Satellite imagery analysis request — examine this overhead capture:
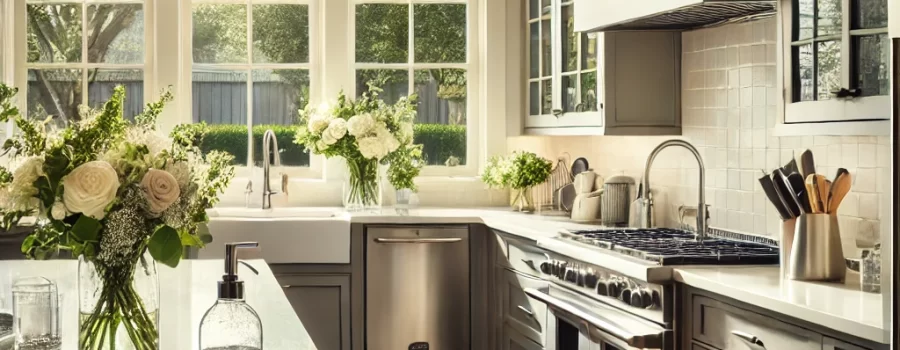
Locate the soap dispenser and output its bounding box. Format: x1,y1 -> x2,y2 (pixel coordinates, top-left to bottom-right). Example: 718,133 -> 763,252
199,242 -> 263,350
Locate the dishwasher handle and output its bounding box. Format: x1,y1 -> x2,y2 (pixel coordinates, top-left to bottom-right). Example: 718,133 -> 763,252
524,288 -> 665,349
373,237 -> 463,244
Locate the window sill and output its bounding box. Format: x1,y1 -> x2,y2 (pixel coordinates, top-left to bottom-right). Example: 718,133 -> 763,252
773,120 -> 890,136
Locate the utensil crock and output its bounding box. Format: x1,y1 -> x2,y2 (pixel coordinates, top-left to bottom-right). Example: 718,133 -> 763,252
779,218 -> 796,279
788,214 -> 846,282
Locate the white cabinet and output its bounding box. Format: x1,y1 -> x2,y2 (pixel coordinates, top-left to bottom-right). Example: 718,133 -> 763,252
275,274 -> 351,350
523,0 -> 681,135
504,325 -> 545,350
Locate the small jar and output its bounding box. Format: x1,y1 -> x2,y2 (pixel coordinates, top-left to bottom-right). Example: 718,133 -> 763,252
12,277 -> 61,349
861,244 -> 881,293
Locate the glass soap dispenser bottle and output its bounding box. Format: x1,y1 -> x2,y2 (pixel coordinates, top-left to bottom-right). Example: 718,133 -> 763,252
199,242 -> 263,350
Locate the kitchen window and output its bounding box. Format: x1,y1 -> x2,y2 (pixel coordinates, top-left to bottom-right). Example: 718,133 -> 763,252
781,0 -> 889,125
525,0 -> 600,129
23,0 -> 148,125
352,0 -> 476,173
191,0 -> 313,169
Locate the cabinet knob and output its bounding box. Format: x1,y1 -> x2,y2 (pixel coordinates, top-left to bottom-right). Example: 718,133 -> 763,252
731,330 -> 766,350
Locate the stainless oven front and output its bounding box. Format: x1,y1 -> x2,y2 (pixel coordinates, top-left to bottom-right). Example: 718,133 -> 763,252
526,284 -> 672,350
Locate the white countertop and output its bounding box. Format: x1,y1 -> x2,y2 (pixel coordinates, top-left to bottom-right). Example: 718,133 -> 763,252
0,259 -> 315,350
674,266 -> 887,344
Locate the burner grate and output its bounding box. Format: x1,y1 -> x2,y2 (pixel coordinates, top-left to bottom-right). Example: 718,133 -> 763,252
565,228 -> 779,266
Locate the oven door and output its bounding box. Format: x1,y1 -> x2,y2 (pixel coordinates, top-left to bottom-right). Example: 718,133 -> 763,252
525,285 -> 671,350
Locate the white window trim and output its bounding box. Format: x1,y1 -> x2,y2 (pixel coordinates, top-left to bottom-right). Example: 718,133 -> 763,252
775,0 -> 890,136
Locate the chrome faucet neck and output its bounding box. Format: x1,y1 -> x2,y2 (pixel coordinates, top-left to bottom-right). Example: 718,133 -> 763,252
641,139 -> 707,240
261,130 -> 281,209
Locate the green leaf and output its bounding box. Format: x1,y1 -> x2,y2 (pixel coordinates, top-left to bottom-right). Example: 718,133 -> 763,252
21,235 -> 35,254
198,224 -> 213,244
72,215 -> 101,242
83,243 -> 96,258
179,230 -> 203,247
149,225 -> 182,268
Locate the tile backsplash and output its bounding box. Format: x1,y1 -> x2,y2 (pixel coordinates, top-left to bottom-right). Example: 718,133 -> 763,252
508,18 -> 889,247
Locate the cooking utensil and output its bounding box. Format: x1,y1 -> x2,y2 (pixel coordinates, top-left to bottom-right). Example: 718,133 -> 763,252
805,174 -> 829,214
799,149 -> 816,179
771,169 -> 801,217
574,170 -> 597,194
628,182 -> 644,227
828,169 -> 851,214
759,173 -> 792,220
570,157 -> 589,178
782,157 -> 799,176
559,183 -> 577,212
786,172 -> 811,214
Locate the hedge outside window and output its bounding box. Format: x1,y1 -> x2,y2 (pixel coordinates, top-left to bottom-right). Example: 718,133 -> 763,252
355,1 -> 469,166
26,2 -> 146,124
791,0 -> 888,102
191,1 -> 310,167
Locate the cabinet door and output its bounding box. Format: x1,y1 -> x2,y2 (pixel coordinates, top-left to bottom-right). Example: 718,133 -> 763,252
504,269 -> 549,345
504,326 -> 544,350
823,337 -> 871,350
692,295 -> 821,350
276,274 -> 351,350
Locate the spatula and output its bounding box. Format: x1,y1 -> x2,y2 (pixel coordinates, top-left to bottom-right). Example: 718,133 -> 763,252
772,169 -> 801,217
805,174 -> 829,213
799,149 -> 816,179
759,173 -> 792,220
786,172 -> 811,214
828,169 -> 851,215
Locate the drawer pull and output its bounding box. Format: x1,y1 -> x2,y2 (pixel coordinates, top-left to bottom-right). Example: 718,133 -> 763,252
517,305 -> 534,317
281,285 -> 294,288
731,330 -> 766,349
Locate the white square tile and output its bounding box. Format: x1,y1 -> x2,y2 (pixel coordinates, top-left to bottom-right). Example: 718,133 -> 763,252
765,44 -> 777,63
740,108 -> 752,128
876,145 -> 889,167
751,107 -> 765,129
739,130 -> 751,149
766,87 -> 777,107
727,149 -> 740,168
855,168 -> 876,193
752,87 -> 766,107
876,167 -> 886,193
727,190 -> 741,208
716,89 -> 727,109
727,89 -> 739,108
741,171 -> 755,191
841,144 -> 858,168
826,144 -> 841,167
717,189 -> 728,208
717,148 -> 728,167
780,149 -> 794,165
727,210 -> 740,229
858,193 -> 878,220
752,20 -> 768,43
739,46 -> 752,66
754,215 -> 767,235
738,22 -> 752,43
841,136 -> 859,144
753,129 -> 766,149
739,149 -> 753,169
751,44 -> 766,65
727,47 -> 739,67
739,67 -> 752,87
716,169 -> 728,189
727,129 -> 739,148
838,193 -> 858,217
741,191 -> 754,211
780,136 -> 801,150
752,66 -> 765,86
753,149 -> 766,168
766,149 -> 780,169
858,144 -> 876,168
741,213 -> 754,232
765,66 -> 776,87
727,108 -> 740,128
727,69 -> 740,89
753,192 -> 767,212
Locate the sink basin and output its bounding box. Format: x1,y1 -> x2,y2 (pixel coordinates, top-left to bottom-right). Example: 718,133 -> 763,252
208,207 -> 343,219
202,207 -> 351,264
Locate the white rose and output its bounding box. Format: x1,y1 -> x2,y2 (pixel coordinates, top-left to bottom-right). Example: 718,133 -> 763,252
307,114 -> 330,134
50,202 -> 68,220
63,161 -> 120,220
141,169 -> 181,215
347,113 -> 375,137
324,119 -> 348,143
321,132 -> 337,146
357,137 -> 386,160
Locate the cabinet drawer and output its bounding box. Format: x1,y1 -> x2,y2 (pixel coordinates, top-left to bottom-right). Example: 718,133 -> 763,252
693,295 -> 822,350
505,270 -> 549,345
506,240 -> 546,277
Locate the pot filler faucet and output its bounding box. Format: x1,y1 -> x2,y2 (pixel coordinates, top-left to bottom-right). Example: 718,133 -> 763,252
261,129 -> 281,209
641,139 -> 707,240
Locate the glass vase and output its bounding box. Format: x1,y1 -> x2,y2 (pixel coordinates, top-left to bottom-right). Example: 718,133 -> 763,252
510,187 -> 535,212
78,251 -> 159,350
343,157 -> 383,212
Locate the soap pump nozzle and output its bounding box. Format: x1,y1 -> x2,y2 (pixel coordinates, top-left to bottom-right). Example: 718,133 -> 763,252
219,242 -> 259,300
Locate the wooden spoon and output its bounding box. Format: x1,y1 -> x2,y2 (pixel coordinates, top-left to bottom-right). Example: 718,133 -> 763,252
799,149 -> 816,179
805,174 -> 829,213
828,170 -> 851,215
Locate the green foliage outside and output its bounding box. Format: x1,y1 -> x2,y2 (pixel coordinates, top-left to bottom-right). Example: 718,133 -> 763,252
201,123 -> 466,167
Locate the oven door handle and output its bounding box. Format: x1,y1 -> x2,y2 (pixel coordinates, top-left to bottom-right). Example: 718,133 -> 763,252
524,288 -> 666,349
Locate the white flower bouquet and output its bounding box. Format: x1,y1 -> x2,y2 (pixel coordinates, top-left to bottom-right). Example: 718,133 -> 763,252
295,90 -> 420,209
0,84 -> 235,349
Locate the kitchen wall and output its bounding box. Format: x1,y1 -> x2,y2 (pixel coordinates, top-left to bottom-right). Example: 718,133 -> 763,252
508,18 -> 889,248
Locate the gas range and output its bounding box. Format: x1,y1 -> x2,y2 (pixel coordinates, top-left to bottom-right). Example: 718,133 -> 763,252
559,227 -> 780,266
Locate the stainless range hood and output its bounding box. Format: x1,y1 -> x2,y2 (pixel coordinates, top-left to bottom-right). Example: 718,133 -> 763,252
575,0 -> 776,32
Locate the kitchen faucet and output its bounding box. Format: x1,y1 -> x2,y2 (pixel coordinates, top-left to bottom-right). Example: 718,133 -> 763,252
641,139 -> 707,240
261,129 -> 281,210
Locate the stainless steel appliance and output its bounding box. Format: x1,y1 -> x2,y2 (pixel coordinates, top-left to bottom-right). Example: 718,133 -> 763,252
528,227 -> 779,349
365,226 -> 469,349
601,175 -> 634,226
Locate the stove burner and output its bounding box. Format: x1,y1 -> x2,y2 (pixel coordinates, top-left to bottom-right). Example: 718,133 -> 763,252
564,228 -> 779,265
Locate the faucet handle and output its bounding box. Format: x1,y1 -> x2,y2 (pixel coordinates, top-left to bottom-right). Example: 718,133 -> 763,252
281,173 -> 289,194
245,180 -> 253,194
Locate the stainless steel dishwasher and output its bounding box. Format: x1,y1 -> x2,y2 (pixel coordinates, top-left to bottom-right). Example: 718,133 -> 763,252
366,225 -> 469,349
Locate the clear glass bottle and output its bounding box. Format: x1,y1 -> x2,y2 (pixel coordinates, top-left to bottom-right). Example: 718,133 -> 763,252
199,242 -> 262,350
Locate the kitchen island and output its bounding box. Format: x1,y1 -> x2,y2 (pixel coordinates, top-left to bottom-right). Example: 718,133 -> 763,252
0,259 -> 315,350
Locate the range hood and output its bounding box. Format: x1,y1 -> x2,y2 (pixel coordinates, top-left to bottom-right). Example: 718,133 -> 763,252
575,0 -> 776,32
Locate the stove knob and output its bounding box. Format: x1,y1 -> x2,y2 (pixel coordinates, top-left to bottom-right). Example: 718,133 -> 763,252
641,289 -> 653,309
630,289 -> 646,308
583,269 -> 598,289
621,288 -> 632,304
564,267 -> 578,283
539,261 -> 552,275
596,280 -> 609,296
604,279 -> 619,298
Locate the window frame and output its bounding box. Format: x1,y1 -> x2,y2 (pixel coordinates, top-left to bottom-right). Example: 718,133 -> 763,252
524,0 -> 603,130
182,0 -> 323,180
13,0 -> 156,124
778,0 -> 890,126
350,0 -> 480,178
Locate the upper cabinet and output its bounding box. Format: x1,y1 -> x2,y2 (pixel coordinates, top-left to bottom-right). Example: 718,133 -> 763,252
574,0 -> 777,32
524,0 -> 683,135
778,0 -> 890,125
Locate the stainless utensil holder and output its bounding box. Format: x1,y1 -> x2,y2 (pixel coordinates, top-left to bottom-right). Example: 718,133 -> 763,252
779,218 -> 796,280
788,214 -> 846,282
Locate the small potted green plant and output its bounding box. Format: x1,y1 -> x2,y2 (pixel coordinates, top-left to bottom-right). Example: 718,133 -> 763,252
481,151 -> 552,212
386,143 -> 425,209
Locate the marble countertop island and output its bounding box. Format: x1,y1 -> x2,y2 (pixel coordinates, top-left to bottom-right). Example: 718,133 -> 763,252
0,259 -> 314,350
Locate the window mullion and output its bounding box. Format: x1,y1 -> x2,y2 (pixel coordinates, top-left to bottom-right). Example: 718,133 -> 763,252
840,0 -> 850,88
81,0 -> 88,108
245,0 -> 253,168
407,2 -> 414,97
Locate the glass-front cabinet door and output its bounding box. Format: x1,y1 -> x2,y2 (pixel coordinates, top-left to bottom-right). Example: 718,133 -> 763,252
525,0 -> 602,131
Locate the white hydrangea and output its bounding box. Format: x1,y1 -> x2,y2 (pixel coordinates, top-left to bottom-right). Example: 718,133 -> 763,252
399,122 -> 414,143
126,128 -> 171,156
372,123 -> 400,153
347,113 -> 376,137
307,113 -> 331,134
315,140 -> 328,153
358,136 -> 387,160
322,119 -> 348,145
166,160 -> 192,189
12,157 -> 45,185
